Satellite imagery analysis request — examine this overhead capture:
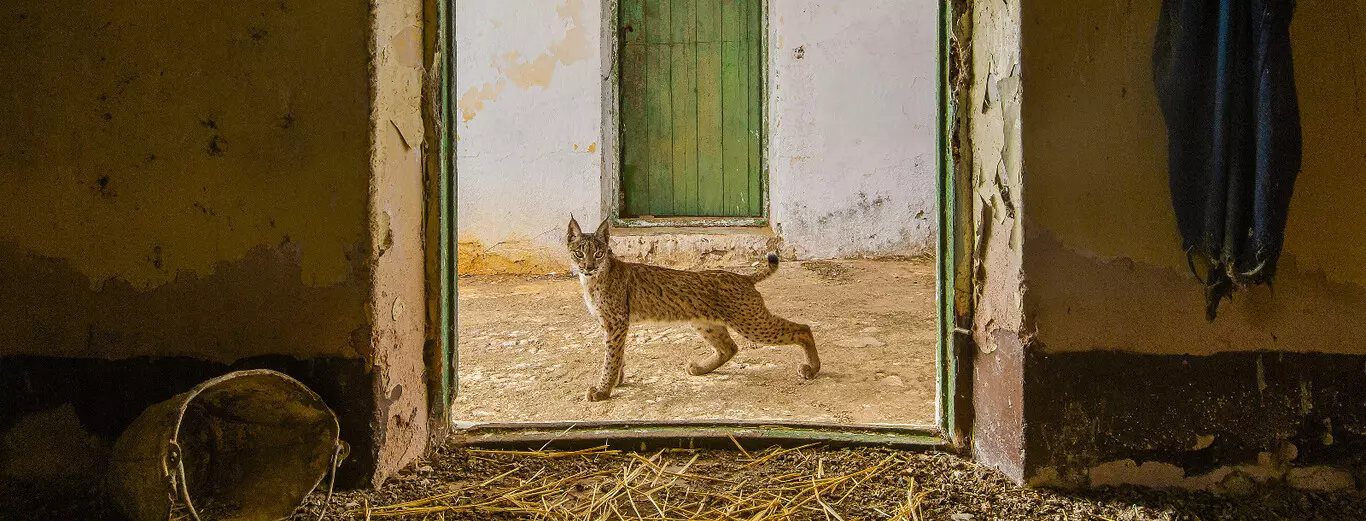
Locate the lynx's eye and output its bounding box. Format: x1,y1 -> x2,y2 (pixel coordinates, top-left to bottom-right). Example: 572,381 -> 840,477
573,251 -> 584,259
594,251 -> 604,259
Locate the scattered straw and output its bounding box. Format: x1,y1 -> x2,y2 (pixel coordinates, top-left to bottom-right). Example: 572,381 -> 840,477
727,435 -> 753,460
343,445 -> 922,521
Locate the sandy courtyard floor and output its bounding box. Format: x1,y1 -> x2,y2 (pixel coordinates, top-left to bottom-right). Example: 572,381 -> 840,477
453,257 -> 938,426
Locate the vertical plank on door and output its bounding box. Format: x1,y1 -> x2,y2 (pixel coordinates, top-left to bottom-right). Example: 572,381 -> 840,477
620,0 -> 649,217
670,0 -> 699,216
695,0 -> 724,216
645,0 -> 674,215
746,0 -> 763,217
720,0 -> 750,216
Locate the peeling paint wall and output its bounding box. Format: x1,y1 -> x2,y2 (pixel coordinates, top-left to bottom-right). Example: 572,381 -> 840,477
369,0 -> 431,486
454,0 -> 938,274
1015,0 -> 1366,489
767,1 -> 938,260
963,0 -> 1027,483
455,0 -> 604,274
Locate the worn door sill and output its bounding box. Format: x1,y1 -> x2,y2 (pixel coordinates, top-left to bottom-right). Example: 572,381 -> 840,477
450,420 -> 949,452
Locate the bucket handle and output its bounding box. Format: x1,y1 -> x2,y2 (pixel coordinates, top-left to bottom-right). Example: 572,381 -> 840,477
159,439 -> 350,521
162,439 -> 204,521
313,440 -> 350,521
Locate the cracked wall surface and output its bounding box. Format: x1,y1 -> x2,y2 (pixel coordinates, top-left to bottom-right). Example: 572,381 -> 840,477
455,0 -> 604,275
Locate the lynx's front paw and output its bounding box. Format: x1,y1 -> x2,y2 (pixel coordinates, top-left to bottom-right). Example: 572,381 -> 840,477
687,362 -> 706,376
586,386 -> 612,402
798,363 -> 819,380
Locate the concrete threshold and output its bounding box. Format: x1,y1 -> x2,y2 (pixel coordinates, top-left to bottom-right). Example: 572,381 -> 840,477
609,226 -> 789,270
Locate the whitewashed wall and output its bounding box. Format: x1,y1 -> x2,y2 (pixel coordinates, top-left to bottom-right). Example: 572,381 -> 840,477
767,1 -> 938,259
456,0 -> 937,272
455,0 -> 605,272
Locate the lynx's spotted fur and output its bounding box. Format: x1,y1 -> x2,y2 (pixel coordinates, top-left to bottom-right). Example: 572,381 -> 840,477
567,217 -> 820,402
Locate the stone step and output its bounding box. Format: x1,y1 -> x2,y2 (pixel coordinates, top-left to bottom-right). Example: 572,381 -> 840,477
609,227 -> 793,270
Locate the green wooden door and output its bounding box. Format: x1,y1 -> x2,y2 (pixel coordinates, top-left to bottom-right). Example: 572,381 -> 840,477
620,0 -> 763,219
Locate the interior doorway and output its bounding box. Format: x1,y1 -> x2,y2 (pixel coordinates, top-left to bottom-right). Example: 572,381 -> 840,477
446,0 -> 960,443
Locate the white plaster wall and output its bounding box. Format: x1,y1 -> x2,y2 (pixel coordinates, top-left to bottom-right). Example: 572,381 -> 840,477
456,0 -> 604,269
456,0 -> 937,271
768,1 -> 938,259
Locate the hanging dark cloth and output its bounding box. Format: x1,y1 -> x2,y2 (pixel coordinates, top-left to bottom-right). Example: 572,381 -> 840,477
1152,0 -> 1302,320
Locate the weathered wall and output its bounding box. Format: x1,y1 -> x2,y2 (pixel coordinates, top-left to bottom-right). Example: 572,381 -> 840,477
964,0 -> 1027,483
455,0 -> 604,274
766,0 -> 938,260
0,0 -> 372,362
369,0 -> 432,486
1016,0 -> 1366,490
454,0 -> 938,274
0,0 -> 432,488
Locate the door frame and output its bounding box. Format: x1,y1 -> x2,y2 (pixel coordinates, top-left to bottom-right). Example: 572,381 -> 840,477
603,0 -> 771,228
444,0 -> 971,451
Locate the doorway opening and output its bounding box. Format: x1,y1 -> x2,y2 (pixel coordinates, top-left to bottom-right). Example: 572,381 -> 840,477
445,0 -> 964,447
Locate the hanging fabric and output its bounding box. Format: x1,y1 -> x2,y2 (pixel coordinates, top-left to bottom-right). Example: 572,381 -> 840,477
1152,0 -> 1303,320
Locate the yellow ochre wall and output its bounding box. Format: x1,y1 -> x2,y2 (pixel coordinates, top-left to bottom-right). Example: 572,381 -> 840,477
0,0 -> 374,362
1021,0 -> 1366,355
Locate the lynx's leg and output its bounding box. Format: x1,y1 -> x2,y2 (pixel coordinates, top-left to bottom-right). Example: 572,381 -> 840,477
688,323 -> 738,376
733,314 -> 820,380
587,321 -> 628,402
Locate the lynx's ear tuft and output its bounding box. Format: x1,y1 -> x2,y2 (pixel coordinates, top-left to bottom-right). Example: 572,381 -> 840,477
594,219 -> 610,241
567,216 -> 583,243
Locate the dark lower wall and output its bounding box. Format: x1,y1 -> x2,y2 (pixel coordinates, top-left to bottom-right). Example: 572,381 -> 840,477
1025,350 -> 1366,490
0,355 -> 376,488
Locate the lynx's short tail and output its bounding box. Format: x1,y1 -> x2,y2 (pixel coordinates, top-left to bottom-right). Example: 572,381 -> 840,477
748,253 -> 781,283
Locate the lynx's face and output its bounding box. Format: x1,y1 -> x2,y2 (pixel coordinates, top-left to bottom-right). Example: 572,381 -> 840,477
566,217 -> 612,277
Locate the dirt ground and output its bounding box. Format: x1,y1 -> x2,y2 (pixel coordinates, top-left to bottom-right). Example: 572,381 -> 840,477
10,444 -> 1366,520
453,258 -> 938,426
272,444 -> 1366,521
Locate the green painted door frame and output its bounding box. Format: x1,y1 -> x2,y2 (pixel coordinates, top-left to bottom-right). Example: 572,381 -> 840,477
438,0 -> 457,410
447,0 -> 968,451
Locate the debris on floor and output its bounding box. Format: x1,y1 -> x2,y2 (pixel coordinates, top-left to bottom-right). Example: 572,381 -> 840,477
281,443 -> 1366,521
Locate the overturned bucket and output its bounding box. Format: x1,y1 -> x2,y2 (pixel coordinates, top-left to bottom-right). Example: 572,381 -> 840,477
107,369 -> 348,521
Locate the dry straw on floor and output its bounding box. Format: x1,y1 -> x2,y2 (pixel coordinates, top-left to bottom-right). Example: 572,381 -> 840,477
281,443 -> 1366,521
349,443 -> 928,521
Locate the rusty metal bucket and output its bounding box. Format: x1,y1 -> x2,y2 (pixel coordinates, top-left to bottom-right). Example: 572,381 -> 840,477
106,369 -> 348,521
